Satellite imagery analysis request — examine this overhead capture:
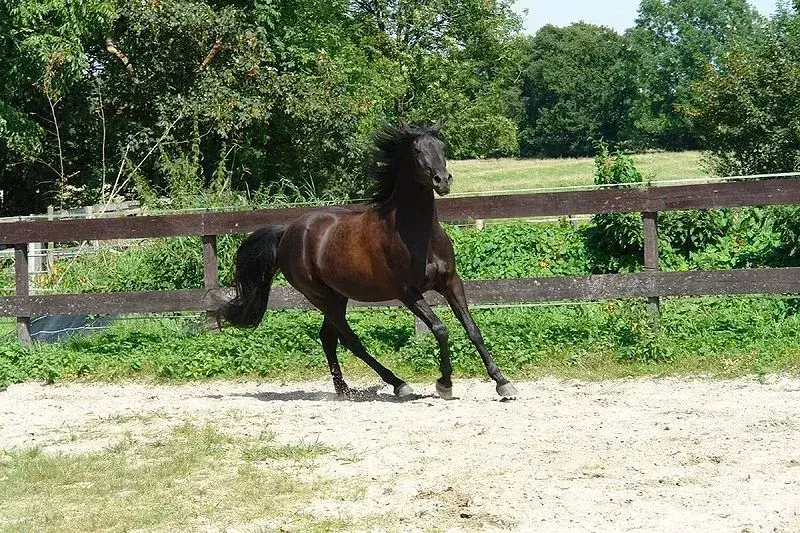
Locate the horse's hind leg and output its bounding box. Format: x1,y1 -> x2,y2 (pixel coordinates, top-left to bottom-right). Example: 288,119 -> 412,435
321,298 -> 413,397
320,317 -> 349,395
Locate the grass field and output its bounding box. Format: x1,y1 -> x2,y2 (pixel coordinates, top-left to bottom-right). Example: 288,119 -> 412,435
448,151 -> 707,194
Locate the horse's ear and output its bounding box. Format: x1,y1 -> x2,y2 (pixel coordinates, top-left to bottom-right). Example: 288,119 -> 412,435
432,120 -> 444,136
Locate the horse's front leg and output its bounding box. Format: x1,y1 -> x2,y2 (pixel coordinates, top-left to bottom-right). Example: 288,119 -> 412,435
439,274 -> 518,398
401,288 -> 454,399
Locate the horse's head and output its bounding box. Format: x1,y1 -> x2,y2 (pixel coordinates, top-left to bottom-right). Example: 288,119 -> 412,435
410,125 -> 452,196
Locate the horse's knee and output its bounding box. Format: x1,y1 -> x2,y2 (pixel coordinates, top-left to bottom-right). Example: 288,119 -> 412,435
431,321 -> 448,342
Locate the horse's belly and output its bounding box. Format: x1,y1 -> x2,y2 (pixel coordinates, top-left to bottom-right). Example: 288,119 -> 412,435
321,264 -> 400,302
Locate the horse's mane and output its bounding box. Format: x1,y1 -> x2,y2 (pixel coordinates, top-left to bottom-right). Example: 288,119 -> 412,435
368,123 -> 442,203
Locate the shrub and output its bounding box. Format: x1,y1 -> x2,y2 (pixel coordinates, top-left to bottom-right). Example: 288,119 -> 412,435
659,209 -> 731,256
584,145 -> 644,273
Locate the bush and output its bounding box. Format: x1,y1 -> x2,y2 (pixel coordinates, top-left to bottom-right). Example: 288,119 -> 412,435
691,11 -> 800,176
448,222 -> 591,279
39,235 -> 245,294
659,209 -> 731,256
584,145 -> 644,273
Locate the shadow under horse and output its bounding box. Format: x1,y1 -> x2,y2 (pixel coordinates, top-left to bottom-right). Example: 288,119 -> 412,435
219,123 -> 517,399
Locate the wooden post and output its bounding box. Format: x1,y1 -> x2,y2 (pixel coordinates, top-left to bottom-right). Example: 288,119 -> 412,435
86,205 -> 99,251
642,211 -> 660,330
29,242 -> 42,279
203,235 -> 220,332
15,244 -> 31,345
46,205 -> 54,272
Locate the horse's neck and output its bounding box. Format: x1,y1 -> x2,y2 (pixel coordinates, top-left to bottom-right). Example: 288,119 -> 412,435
390,171 -> 437,263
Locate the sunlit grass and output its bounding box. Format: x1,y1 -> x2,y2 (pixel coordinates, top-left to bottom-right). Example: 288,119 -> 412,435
448,151 -> 707,193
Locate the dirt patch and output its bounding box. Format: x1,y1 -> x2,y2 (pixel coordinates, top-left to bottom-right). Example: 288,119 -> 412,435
2,377 -> 800,531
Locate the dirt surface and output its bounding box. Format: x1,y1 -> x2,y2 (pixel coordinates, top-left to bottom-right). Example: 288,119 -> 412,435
2,377 -> 800,532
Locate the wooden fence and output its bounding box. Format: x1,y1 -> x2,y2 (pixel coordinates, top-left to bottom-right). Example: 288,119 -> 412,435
2,179 -> 800,344
0,201 -> 143,275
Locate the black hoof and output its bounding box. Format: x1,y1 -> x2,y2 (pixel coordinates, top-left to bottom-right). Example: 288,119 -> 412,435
496,382 -> 518,398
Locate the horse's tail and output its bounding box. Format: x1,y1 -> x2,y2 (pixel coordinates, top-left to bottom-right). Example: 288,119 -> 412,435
219,224 -> 286,328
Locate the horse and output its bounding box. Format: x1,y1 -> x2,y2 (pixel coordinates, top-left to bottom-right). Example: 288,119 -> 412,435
220,123 -> 518,399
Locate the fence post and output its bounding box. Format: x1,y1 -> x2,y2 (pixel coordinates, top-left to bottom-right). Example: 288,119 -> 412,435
46,205 -> 54,272
29,242 -> 41,278
203,235 -> 220,332
642,211 -> 660,331
85,205 -> 99,251
15,244 -> 31,345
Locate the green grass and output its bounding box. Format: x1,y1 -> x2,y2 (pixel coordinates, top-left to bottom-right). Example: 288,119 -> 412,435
0,423 -> 365,532
2,296 -> 799,389
448,151 -> 707,194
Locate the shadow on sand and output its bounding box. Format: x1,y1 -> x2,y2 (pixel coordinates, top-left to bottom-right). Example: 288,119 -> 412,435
220,385 -> 437,403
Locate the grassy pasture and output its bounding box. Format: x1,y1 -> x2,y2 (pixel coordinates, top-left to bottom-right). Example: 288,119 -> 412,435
448,151 -> 707,194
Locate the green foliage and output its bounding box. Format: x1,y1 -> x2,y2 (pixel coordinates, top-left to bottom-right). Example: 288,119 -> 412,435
768,205 -> 800,266
659,209 -> 730,256
519,23 -> 636,157
2,297 -> 800,388
0,100 -> 43,160
627,0 -> 760,149
690,7 -> 800,175
39,235 -> 244,294
584,146 -> 645,272
0,0 -> 524,216
448,222 -> 592,279
0,265 -> 13,295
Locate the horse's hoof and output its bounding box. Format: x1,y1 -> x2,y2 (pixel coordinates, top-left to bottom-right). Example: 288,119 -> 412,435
496,382 -> 518,398
394,383 -> 415,397
435,381 -> 453,400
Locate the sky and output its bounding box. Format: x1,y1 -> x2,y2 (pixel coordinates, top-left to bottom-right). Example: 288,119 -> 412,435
515,0 -> 781,34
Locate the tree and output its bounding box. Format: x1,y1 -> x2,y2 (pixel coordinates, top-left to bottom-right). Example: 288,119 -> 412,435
690,5 -> 800,175
518,23 -> 636,157
0,0 -> 525,216
627,0 -> 760,149
0,0 -> 116,213
348,0 -> 524,158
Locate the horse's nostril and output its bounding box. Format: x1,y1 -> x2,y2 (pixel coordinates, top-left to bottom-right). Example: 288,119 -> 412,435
433,175 -> 442,184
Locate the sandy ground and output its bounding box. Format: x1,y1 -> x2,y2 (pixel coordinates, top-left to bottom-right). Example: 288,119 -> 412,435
2,377 -> 800,532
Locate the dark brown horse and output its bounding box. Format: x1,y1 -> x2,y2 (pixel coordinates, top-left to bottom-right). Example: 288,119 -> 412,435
221,124 -> 517,399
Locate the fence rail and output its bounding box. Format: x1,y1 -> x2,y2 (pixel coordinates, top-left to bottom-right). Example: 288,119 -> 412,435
1,178 -> 799,344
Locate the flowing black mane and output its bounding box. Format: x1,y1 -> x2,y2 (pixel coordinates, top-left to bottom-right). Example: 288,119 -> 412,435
369,123 -> 442,202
